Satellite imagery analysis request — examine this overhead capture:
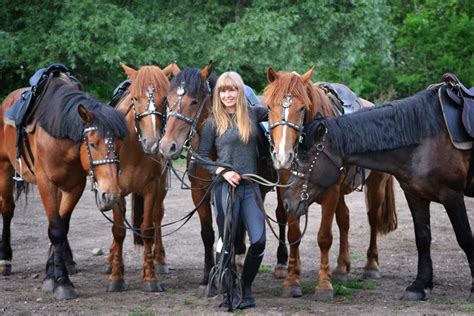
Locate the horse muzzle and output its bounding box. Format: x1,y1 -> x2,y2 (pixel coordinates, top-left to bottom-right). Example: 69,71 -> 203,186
159,139 -> 182,160
95,189 -> 121,212
140,138 -> 160,155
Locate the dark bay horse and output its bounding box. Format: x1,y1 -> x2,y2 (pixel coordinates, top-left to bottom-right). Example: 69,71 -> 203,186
264,67 -> 397,300
284,80 -> 474,302
159,63 -> 278,295
0,72 -> 128,299
106,63 -> 180,292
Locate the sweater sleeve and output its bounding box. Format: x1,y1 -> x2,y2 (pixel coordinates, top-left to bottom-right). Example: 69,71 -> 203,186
195,120 -> 218,175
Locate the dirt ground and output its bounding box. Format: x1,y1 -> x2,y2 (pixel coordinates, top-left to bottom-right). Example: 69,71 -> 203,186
2,171 -> 474,315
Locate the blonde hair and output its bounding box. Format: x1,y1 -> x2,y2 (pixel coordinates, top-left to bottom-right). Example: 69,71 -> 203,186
212,71 -> 252,143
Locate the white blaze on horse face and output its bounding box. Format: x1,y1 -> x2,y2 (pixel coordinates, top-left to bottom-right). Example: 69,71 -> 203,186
277,107 -> 289,165
147,87 -> 157,138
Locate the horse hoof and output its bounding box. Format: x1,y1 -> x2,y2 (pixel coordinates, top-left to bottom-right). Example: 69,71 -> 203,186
66,263 -> 79,275
363,269 -> 381,279
143,281 -> 164,292
402,290 -> 425,301
106,279 -> 128,292
273,264 -> 288,279
198,284 -> 217,297
42,278 -> 56,292
0,260 -> 12,276
102,264 -> 112,274
54,284 -> 78,300
314,288 -> 334,301
282,285 -> 302,298
155,265 -> 170,274
467,292 -> 474,303
332,273 -> 349,282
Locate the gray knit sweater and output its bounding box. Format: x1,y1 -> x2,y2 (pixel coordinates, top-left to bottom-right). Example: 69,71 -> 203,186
196,106 -> 268,175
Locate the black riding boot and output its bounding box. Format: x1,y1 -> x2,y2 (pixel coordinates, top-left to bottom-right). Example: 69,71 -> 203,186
239,241 -> 264,309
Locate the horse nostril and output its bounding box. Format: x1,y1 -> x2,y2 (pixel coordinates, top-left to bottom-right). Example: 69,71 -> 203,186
283,200 -> 289,211
287,152 -> 294,164
169,142 -> 177,154
102,192 -> 110,203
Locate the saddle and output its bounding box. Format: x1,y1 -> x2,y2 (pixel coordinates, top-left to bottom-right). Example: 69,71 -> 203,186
317,82 -> 364,115
108,79 -> 131,107
5,64 -> 72,180
440,73 -> 474,140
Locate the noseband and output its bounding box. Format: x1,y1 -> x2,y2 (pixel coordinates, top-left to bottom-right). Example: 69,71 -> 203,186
268,93 -> 306,154
83,126 -> 120,192
292,129 -> 344,201
166,80 -> 211,152
127,87 -> 166,141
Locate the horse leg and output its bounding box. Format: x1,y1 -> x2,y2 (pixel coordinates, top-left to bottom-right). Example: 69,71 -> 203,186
191,177 -> 215,296
282,211 -> 302,297
39,176 -> 85,300
153,180 -> 169,274
141,188 -> 163,292
106,198 -> 127,292
0,167 -> 15,276
402,193 -> 432,301
314,187 -> 340,301
442,194 -> 474,302
332,195 -> 351,281
274,186 -> 289,279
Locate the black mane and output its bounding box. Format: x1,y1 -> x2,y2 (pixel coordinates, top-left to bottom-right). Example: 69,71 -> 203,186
34,74 -> 128,142
302,87 -> 443,155
169,68 -> 217,97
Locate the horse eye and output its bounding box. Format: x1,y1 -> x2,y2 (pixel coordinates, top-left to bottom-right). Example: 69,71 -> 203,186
90,143 -> 97,149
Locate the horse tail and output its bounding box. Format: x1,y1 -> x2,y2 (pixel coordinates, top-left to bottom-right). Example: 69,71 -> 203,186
377,175 -> 397,235
131,193 -> 144,246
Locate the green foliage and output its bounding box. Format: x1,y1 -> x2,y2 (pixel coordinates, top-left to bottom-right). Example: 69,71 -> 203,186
0,0 -> 472,101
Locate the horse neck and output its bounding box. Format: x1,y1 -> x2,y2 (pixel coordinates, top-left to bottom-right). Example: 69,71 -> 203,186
307,85 -> 334,122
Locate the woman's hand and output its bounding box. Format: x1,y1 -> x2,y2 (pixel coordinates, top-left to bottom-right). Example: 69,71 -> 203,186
216,167 -> 241,187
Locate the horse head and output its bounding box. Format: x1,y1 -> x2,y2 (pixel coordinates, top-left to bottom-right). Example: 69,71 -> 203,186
78,104 -> 127,212
160,62 -> 214,160
283,119 -> 343,217
264,66 -> 316,170
119,63 -> 176,154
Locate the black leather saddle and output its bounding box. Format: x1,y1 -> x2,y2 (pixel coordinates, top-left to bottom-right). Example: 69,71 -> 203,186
108,79 -> 131,107
318,82 -> 364,115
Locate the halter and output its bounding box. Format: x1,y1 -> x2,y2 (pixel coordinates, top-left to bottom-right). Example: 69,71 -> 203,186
267,93 -> 306,154
127,87 -> 166,141
166,80 -> 211,152
83,126 -> 120,192
291,128 -> 344,201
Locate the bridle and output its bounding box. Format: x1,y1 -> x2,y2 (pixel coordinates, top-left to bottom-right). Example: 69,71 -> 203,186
83,126 -> 120,194
291,127 -> 345,201
267,93 -> 306,156
165,80 -> 211,152
126,86 -> 166,141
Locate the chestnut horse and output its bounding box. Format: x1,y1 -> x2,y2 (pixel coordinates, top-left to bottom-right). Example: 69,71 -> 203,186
160,62 -> 279,295
263,67 -> 397,300
284,79 -> 474,302
105,63 -> 180,292
0,72 -> 127,299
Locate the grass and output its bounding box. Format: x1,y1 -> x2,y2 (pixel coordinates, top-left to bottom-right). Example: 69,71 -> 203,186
301,278 -> 376,297
350,251 -> 365,261
166,287 -> 177,294
182,298 -> 193,305
292,303 -> 312,311
259,264 -> 271,273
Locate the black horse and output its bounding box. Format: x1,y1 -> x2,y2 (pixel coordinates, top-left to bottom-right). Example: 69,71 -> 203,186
284,79 -> 474,302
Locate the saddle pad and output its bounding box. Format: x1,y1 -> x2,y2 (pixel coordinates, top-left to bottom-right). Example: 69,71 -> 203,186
439,85 -> 472,150
5,89 -> 37,133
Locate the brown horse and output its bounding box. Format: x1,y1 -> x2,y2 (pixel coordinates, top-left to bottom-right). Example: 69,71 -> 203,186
263,67 -> 397,300
0,72 -> 128,299
284,77 -> 474,302
105,63 -> 180,292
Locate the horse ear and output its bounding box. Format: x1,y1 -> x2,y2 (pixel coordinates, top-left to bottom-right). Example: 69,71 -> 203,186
200,60 -> 213,80
78,105 -> 93,123
300,66 -> 315,83
267,67 -> 279,82
163,62 -> 181,78
121,63 -> 137,81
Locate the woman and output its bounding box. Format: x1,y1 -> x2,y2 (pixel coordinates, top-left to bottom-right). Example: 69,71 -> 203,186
196,71 -> 267,310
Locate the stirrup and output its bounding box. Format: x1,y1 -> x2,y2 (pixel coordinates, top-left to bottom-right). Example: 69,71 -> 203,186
13,158 -> 24,182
